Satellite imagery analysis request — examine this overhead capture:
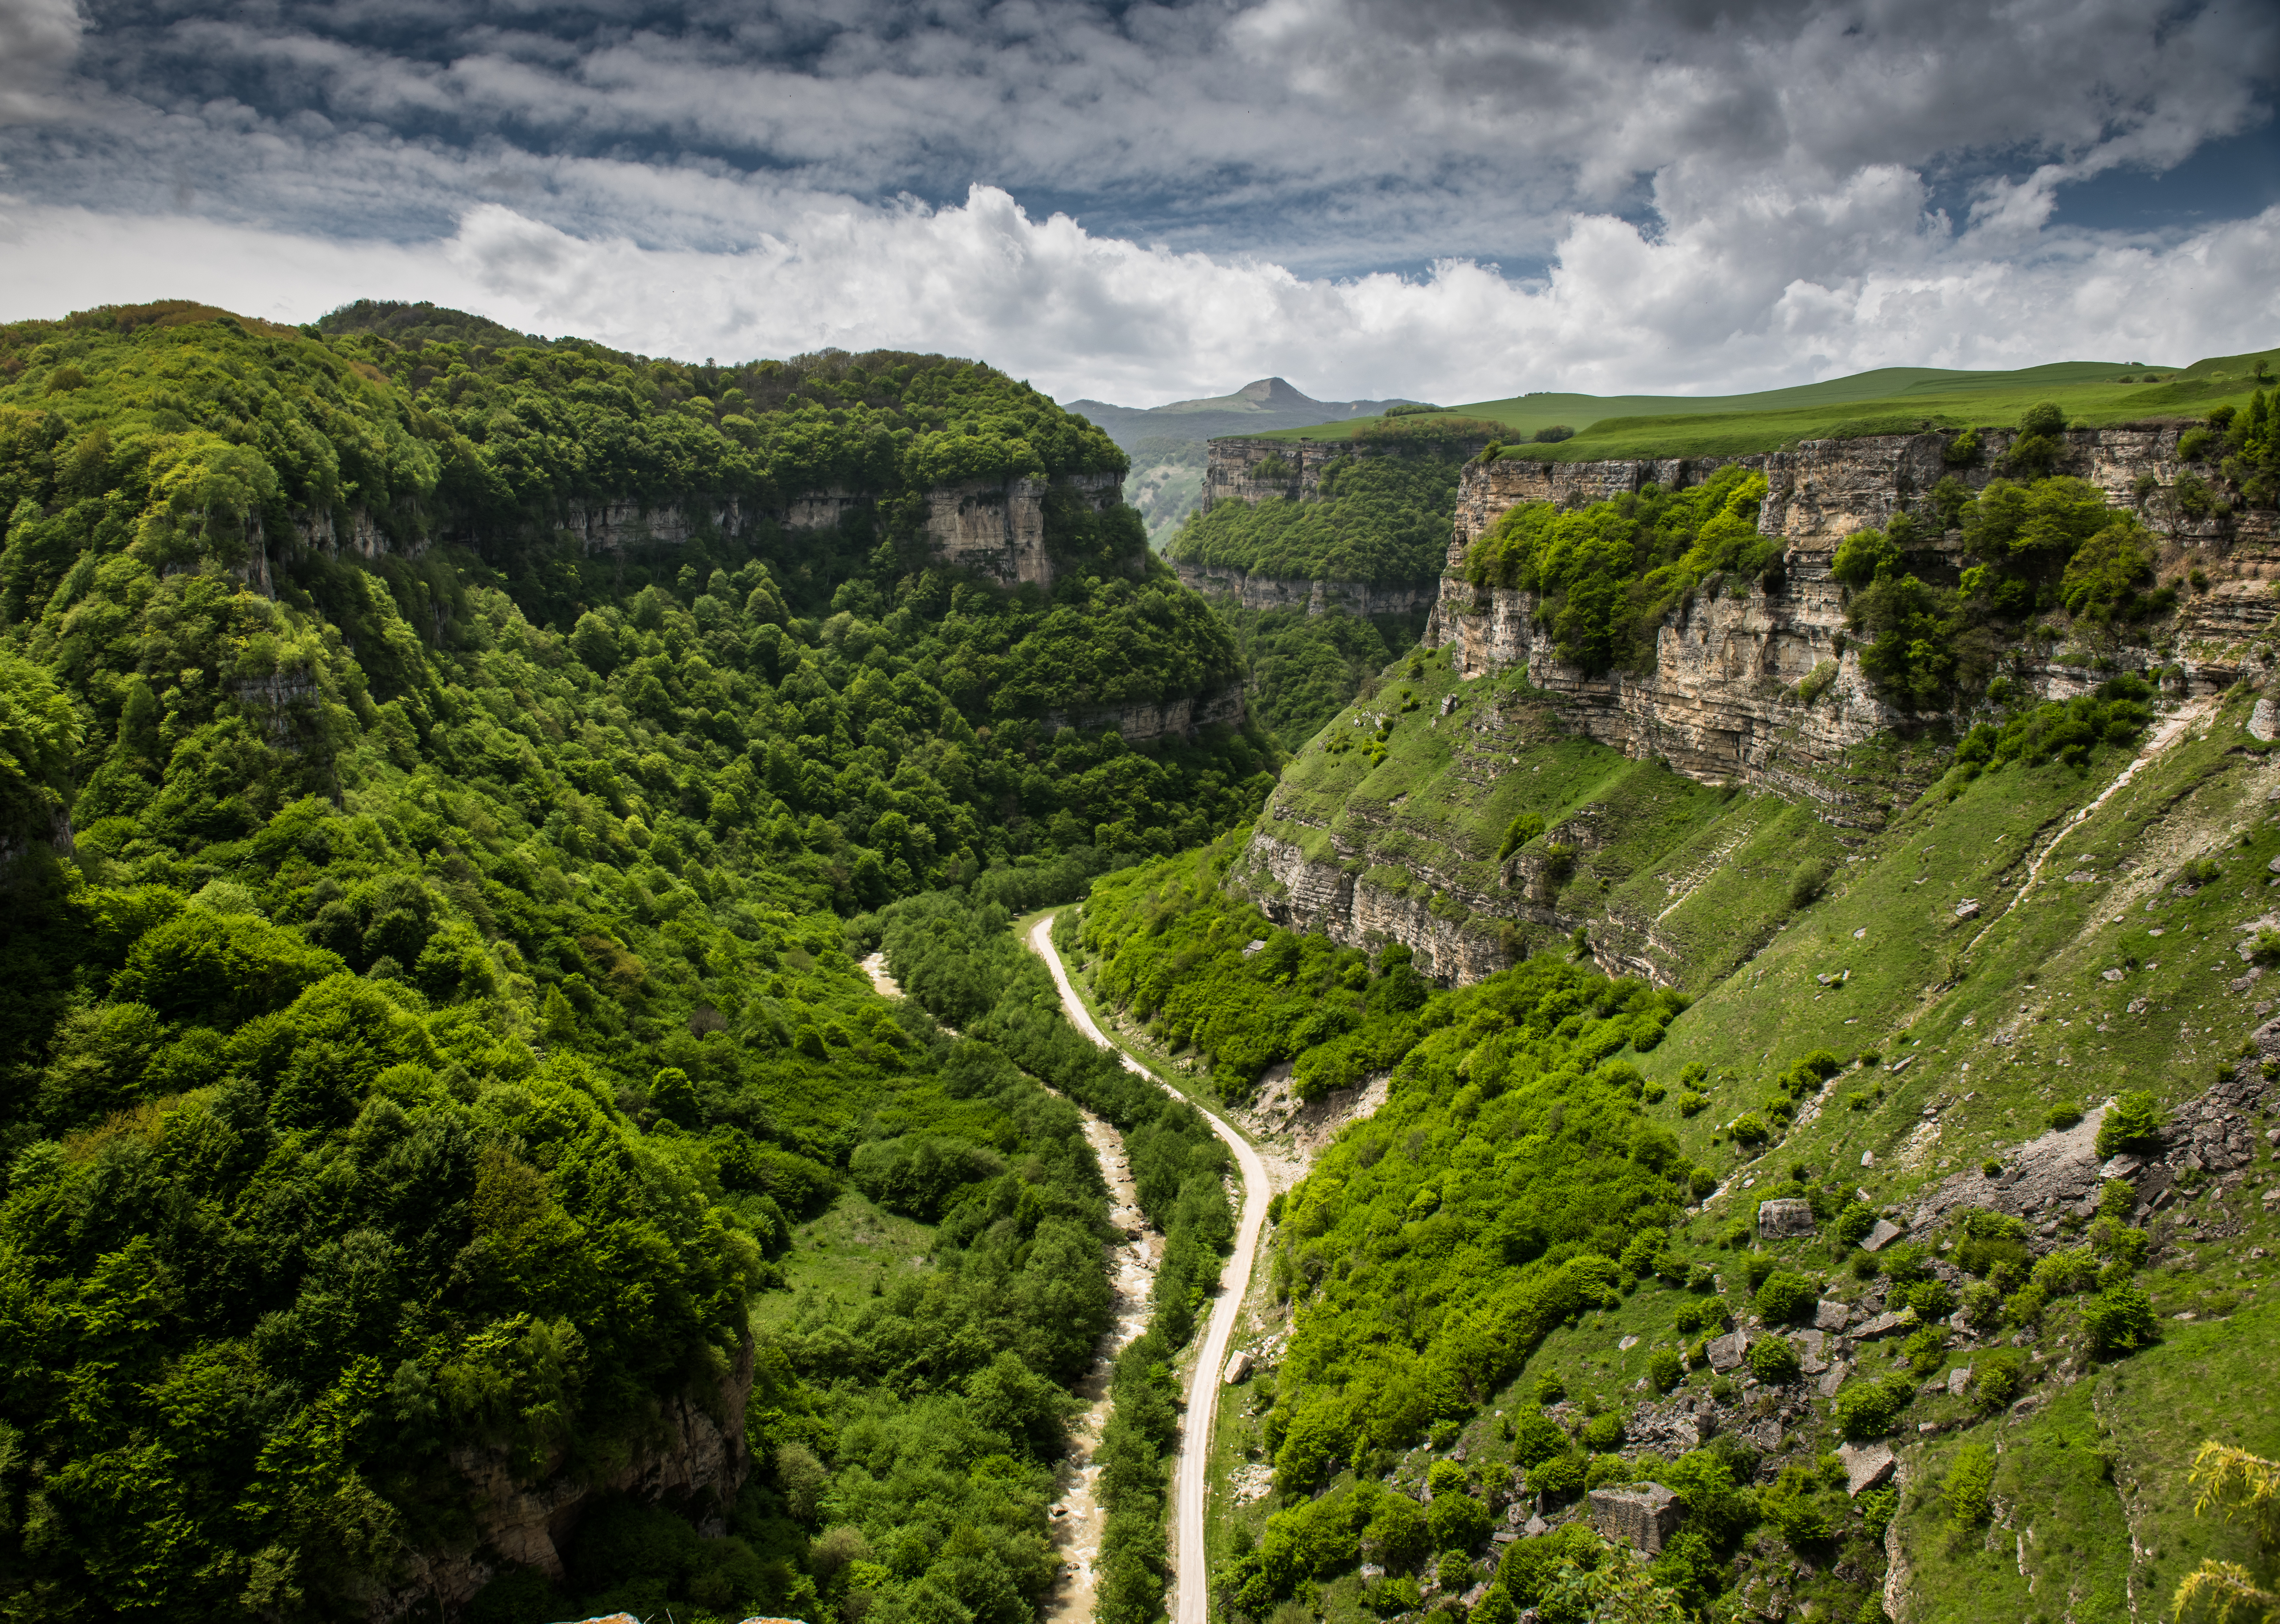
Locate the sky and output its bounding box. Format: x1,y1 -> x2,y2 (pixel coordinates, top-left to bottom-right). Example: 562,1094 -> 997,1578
0,0 -> 2275,406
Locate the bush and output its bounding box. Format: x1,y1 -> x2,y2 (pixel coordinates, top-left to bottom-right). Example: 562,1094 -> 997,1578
1831,1202 -> 1877,1246
1527,1449 -> 1585,1498
2047,1101 -> 2084,1130
1943,428 -> 1982,467
1944,1443 -> 1996,1533
1582,1412 -> 1624,1453
1511,1413 -> 1569,1470
1904,1279 -> 1955,1320
2021,402 -> 2067,437
1730,1113 -> 1771,1145
1903,1324 -> 1949,1376
1676,1091 -> 1709,1117
1835,1375 -> 1915,1441
1755,1271 -> 1817,1323
1969,1349 -> 2024,1413
2097,1092 -> 2164,1157
2081,1283 -> 2159,1357
1787,859 -> 1833,910
1648,1347 -> 1684,1393
1747,1336 -> 1801,1384
1533,425 -> 1574,444
1428,1490 -> 1493,1553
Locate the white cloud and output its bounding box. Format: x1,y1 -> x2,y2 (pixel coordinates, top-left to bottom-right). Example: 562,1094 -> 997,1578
3,183 -> 2273,407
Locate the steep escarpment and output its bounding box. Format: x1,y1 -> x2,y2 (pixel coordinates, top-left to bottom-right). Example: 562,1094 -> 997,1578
1237,421 -> 2280,983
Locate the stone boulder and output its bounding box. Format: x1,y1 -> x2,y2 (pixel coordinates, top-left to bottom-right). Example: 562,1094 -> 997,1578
1706,1330 -> 1749,1371
1860,1218 -> 1905,1252
1837,1441 -> 1896,1496
1588,1482 -> 1681,1554
1757,1197 -> 1817,1238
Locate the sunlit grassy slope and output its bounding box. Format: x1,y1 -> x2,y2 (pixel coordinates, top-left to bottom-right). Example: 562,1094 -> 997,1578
1252,348 -> 2280,457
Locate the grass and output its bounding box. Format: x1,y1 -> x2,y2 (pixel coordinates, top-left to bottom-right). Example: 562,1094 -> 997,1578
1250,348 -> 2280,458
1255,645 -> 1821,981
1636,682 -> 2280,1217
1896,1295 -> 2280,1624
749,1188 -> 938,1331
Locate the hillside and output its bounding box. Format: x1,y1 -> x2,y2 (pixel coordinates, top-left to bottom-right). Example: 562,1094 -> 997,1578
1248,351 -> 2280,462
0,298 -> 1275,1621
1057,380 -> 2280,1624
1062,379 -> 1414,546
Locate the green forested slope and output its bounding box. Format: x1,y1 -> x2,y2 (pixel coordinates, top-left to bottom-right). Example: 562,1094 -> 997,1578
1166,447 -> 1466,588
0,301 -> 1275,1620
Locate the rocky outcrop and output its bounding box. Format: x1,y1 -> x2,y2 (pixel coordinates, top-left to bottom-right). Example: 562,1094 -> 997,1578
289,472 -> 1128,594
1170,560 -> 1437,618
1429,427 -> 2280,810
1043,682 -> 1247,743
925,470 -> 1123,589
374,1342 -> 756,1622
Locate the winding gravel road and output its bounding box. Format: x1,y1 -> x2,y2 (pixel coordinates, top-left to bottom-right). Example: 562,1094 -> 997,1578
1027,917 -> 1271,1624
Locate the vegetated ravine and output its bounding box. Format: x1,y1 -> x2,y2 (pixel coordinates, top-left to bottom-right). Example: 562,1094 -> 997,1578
2,296 -> 2278,1624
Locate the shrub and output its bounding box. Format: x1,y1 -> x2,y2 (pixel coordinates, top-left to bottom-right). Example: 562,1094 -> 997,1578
1747,1336 -> 1801,1384
1831,1202 -> 1877,1246
1835,1375 -> 1914,1441
1584,1453 -> 1631,1491
1905,1279 -> 1955,1320
2097,1091 -> 2164,1157
1904,1324 -> 1949,1376
2176,427 -> 2214,463
1498,812 -> 1546,859
1944,1443 -> 1996,1533
1428,1489 -> 1492,1553
1730,1113 -> 1770,1146
1533,425 -> 1574,444
1582,1412 -> 1624,1452
1787,859 -> 1833,910
1527,1449 -> 1585,1498
1755,1271 -> 1817,1323
2081,1282 -> 2159,1357
2047,1101 -> 2084,1130
2021,402 -> 2067,437
1969,1348 -> 2024,1413
1943,428 -> 1982,467
1532,1373 -> 1567,1407
1676,1091 -> 1709,1117
1648,1347 -> 1684,1393
1512,1413 -> 1569,1470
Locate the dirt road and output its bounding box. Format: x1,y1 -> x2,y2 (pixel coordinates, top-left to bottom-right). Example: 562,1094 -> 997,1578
1026,917 -> 1271,1624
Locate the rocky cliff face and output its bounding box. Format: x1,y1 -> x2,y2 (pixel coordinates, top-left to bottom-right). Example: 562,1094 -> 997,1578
925,470 -> 1122,589
375,1342 -> 755,1621
1430,426 -> 2277,808
1170,560 -> 1438,618
290,471 -> 1127,592
1236,426 -> 2280,986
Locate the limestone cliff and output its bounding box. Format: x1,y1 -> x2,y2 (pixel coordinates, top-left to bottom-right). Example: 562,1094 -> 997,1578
373,1341 -> 755,1621
290,471 -> 1127,593
1170,560 -> 1438,618
1233,426 -> 2280,986
1428,426 -> 2274,804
